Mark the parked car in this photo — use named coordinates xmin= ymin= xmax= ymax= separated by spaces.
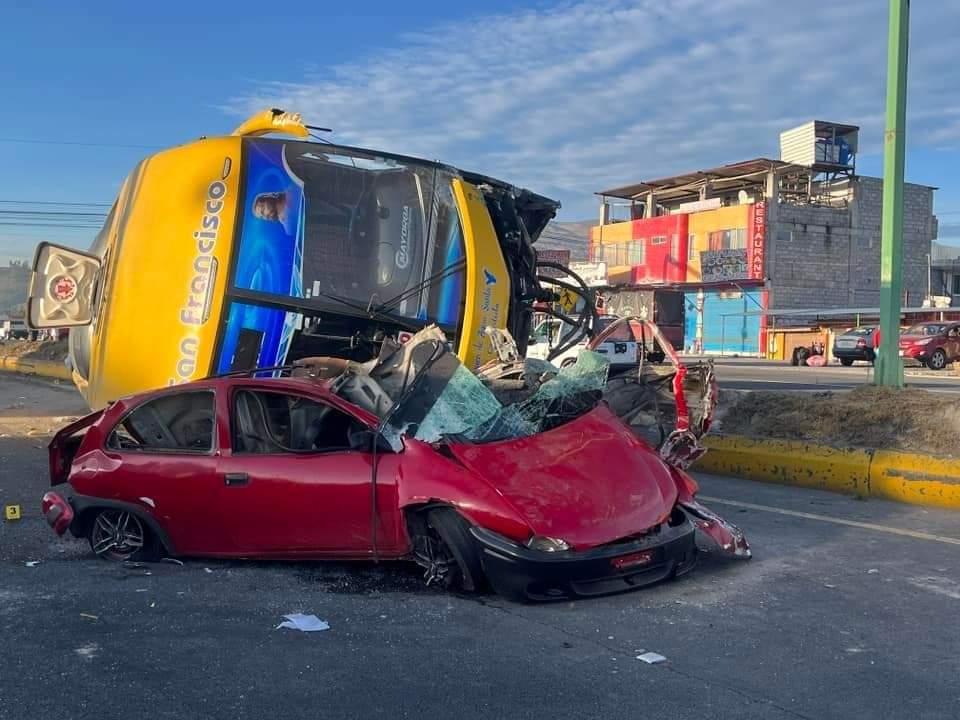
xmin=833 ymin=326 xmax=879 ymax=366
xmin=525 ymin=314 xmax=619 ymax=367
xmin=587 ymin=316 xmax=667 ymax=371
xmin=41 ymin=328 xmax=748 ymax=602
xmin=898 ymin=322 xmax=960 ymax=370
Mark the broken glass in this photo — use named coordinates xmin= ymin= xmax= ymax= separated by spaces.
xmin=412 ymin=365 xmax=502 ymax=443
xmin=465 ymin=350 xmax=610 ymax=442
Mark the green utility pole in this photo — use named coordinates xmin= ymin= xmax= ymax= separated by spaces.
xmin=875 ymin=0 xmax=910 ymax=387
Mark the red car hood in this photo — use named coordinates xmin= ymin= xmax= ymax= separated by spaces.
xmin=447 ymin=404 xmax=679 ymax=550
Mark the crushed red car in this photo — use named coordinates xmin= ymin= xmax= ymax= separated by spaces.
xmin=42 ymin=325 xmax=748 ymax=602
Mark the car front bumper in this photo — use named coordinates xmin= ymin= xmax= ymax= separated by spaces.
xmin=470 ymin=510 xmax=698 ymax=602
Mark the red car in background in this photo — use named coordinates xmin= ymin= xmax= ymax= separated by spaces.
xmin=41 ymin=333 xmax=748 ymax=602
xmin=898 ymin=321 xmax=960 ymax=370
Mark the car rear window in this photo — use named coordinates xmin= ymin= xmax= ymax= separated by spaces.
xmin=107 ymin=391 xmax=215 ymax=453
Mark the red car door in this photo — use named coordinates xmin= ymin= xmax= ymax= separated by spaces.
xmin=215 ymin=384 xmax=401 ymax=556
xmin=947 ymin=324 xmax=960 ymax=360
xmin=95 ymin=389 xmax=227 ymax=555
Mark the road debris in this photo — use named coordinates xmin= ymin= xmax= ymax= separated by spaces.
xmin=75 ymin=642 xmax=99 ymax=660
xmin=636 ymin=652 xmax=667 ymax=665
xmin=276 ymin=614 xmax=330 ymax=632
xmin=24 ymin=560 xmax=40 ymax=567
xmin=79 ymin=612 xmax=98 ymax=621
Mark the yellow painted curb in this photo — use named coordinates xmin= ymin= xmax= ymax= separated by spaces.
xmin=698 ymin=435 xmax=871 ymax=496
xmin=870 ymin=450 xmax=960 ymax=511
xmin=696 ymin=434 xmax=960 ymax=511
xmin=0 ymin=355 xmax=72 ymax=381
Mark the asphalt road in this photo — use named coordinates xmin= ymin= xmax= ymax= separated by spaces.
xmin=700 ymin=356 xmax=960 ymax=395
xmin=2 ymin=374 xmax=960 ymax=719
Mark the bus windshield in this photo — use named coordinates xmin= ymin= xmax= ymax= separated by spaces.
xmin=217 ymin=139 xmax=466 ymax=373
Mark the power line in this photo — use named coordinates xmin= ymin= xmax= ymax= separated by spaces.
xmin=0 ymin=199 xmax=110 ymax=207
xmin=0 ymin=137 xmax=161 ymax=150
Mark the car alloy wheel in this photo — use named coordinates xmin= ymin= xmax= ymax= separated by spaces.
xmin=928 ymin=349 xmax=947 ymax=370
xmin=90 ymin=510 xmax=146 ymax=562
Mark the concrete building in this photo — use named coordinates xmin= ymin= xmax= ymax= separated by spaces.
xmin=590 ymin=121 xmax=939 ymax=354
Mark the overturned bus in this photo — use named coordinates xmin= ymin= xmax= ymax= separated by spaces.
xmin=26 ymin=110 xmax=562 ymax=409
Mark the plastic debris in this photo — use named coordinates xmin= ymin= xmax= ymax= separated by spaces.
xmin=24 ymin=560 xmax=40 ymax=567
xmin=161 ymin=557 xmax=184 ymax=566
xmin=79 ymin=612 xmax=98 ymax=621
xmin=276 ymin=613 xmax=330 ymax=632
xmin=636 ymin=652 xmax=667 ymax=665
xmin=204 ymin=567 xmax=213 ymax=574
xmin=75 ymin=642 xmax=99 ymax=660
xmin=867 ymin=568 xmax=879 ymax=574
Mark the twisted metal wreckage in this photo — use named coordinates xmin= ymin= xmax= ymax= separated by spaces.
xmin=299 ymin=319 xmax=751 ymax=566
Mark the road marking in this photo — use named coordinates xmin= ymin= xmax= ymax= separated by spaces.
xmin=699 ymin=495 xmax=960 ymax=546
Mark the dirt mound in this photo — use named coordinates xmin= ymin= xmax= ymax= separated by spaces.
xmin=0 ymin=339 xmax=68 ymax=361
xmin=715 ymin=385 xmax=960 ymax=457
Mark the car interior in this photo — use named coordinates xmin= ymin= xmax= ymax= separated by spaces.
xmin=233 ymin=389 xmax=363 ymax=454
xmin=108 ymin=392 xmax=215 ymax=452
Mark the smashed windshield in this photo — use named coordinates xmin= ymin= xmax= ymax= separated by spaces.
xmin=331 ymin=325 xmax=610 ymax=447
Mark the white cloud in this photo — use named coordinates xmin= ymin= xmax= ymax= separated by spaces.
xmin=227 ymin=0 xmax=960 ymax=219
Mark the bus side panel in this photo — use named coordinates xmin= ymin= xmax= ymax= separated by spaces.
xmin=91 ymin=138 xmax=242 ymax=407
xmin=451 ymin=179 xmax=511 ymax=370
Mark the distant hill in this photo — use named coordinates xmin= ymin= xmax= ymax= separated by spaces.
xmin=0 ymin=262 xmax=30 ymax=317
xmin=536 ymin=220 xmax=593 ymax=261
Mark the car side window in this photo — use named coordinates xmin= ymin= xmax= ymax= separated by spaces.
xmin=232 ymin=390 xmax=364 ymax=454
xmin=949 ymin=326 xmax=960 ymax=338
xmin=107 ymin=391 xmax=215 ymax=453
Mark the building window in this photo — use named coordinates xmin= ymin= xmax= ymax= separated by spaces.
xmin=708 ymin=228 xmax=747 ymax=250
xmin=628 ymin=239 xmax=644 ymax=265
xmin=953 ymin=275 xmax=960 ymax=295
xmin=688 ymin=234 xmax=696 ymax=260
xmin=651 ymin=235 xmax=666 ymax=246
xmin=670 ymin=234 xmax=679 ymax=260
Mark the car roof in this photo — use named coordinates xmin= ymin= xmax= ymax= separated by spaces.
xmin=111 ymin=375 xmax=379 ymax=425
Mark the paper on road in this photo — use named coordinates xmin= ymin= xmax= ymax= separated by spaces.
xmin=276 ymin=613 xmax=330 ymax=632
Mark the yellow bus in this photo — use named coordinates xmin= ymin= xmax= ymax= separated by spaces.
xmin=27 ymin=110 xmax=559 ymax=409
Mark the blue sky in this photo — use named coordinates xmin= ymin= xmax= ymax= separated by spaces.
xmin=1 ymin=0 xmax=959 ymax=263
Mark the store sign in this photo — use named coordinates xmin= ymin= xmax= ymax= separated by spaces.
xmin=567 ymin=261 xmax=608 ymax=286
xmin=677 ymin=197 xmax=722 ymax=214
xmin=700 ymin=249 xmax=748 ymax=283
xmin=536 ymin=248 xmax=571 ymax=278
xmin=748 ymin=201 xmax=766 ymax=280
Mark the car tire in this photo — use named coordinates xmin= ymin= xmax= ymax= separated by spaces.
xmin=426 ymin=508 xmax=487 ymax=593
xmin=840 ymin=358 xmax=854 ymax=367
xmin=927 ymin=349 xmax=948 ymax=371
xmin=87 ymin=509 xmax=160 ymax=563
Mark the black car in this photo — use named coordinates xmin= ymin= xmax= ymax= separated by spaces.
xmin=832 ymin=327 xmax=877 ymax=366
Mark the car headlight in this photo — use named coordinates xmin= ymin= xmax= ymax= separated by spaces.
xmin=526 ymin=536 xmax=571 ymax=552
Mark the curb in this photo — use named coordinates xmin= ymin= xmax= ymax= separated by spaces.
xmin=695 ymin=434 xmax=960 ymax=511
xmin=0 ymin=355 xmax=73 ymax=381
